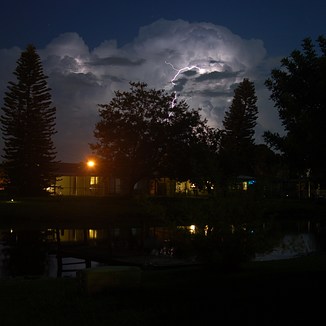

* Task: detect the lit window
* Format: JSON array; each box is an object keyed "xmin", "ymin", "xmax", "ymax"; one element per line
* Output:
[
  {"xmin": 189, "ymin": 225, "xmax": 196, "ymax": 234},
  {"xmin": 90, "ymin": 176, "xmax": 98, "ymax": 185},
  {"xmin": 89, "ymin": 229, "xmax": 97, "ymax": 239}
]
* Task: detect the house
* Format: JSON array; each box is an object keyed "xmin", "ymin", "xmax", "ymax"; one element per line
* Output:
[
  {"xmin": 50, "ymin": 162, "xmax": 121, "ymax": 196},
  {"xmin": 50, "ymin": 162, "xmax": 203, "ymax": 197},
  {"xmin": 1, "ymin": 160, "xmax": 256, "ymax": 197}
]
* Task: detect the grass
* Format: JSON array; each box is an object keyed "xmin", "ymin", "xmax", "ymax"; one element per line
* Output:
[
  {"xmin": 1, "ymin": 195, "xmax": 326, "ymax": 229},
  {"xmin": 1, "ymin": 254, "xmax": 326, "ymax": 325},
  {"xmin": 0, "ymin": 196, "xmax": 158, "ymax": 229}
]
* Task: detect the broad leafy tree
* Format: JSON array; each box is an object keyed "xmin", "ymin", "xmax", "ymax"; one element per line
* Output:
[
  {"xmin": 0, "ymin": 44, "xmax": 57, "ymax": 196},
  {"xmin": 219, "ymin": 78, "xmax": 258, "ymax": 189},
  {"xmin": 264, "ymin": 36, "xmax": 326, "ymax": 188},
  {"xmin": 90, "ymin": 82, "xmax": 214, "ymax": 195}
]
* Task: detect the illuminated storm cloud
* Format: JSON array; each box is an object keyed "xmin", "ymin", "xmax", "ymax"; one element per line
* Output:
[{"xmin": 0, "ymin": 19, "xmax": 280, "ymax": 162}]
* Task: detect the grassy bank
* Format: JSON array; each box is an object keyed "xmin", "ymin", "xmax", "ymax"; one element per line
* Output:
[
  {"xmin": 0, "ymin": 196, "xmax": 159, "ymax": 229},
  {"xmin": 0, "ymin": 254, "xmax": 326, "ymax": 325},
  {"xmin": 1, "ymin": 195, "xmax": 326, "ymax": 229}
]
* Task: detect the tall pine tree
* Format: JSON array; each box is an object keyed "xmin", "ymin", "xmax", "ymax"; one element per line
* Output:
[
  {"xmin": 0, "ymin": 44, "xmax": 57, "ymax": 196},
  {"xmin": 219, "ymin": 78, "xmax": 258, "ymax": 188}
]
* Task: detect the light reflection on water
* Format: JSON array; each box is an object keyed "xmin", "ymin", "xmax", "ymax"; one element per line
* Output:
[
  {"xmin": 254, "ymin": 233, "xmax": 317, "ymax": 261},
  {"xmin": 47, "ymin": 255, "xmax": 103, "ymax": 278},
  {"xmin": 0, "ymin": 229, "xmax": 105, "ymax": 279},
  {"xmin": 0, "ymin": 222, "xmax": 324, "ymax": 278}
]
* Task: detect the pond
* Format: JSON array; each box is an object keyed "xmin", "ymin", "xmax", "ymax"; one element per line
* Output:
[
  {"xmin": 0, "ymin": 229, "xmax": 109, "ymax": 278},
  {"xmin": 0, "ymin": 221, "xmax": 325, "ymax": 278},
  {"xmin": 254, "ymin": 232, "xmax": 318, "ymax": 261}
]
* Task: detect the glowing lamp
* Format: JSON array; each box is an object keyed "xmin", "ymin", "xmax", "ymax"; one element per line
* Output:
[{"xmin": 87, "ymin": 160, "xmax": 95, "ymax": 168}]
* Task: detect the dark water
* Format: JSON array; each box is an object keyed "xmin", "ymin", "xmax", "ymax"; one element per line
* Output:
[
  {"xmin": 0, "ymin": 221, "xmax": 325, "ymax": 278},
  {"xmin": 0, "ymin": 246, "xmax": 101, "ymax": 278},
  {"xmin": 0, "ymin": 229, "xmax": 104, "ymax": 278}
]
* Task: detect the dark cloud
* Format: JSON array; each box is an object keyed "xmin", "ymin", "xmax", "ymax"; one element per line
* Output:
[
  {"xmin": 171, "ymin": 78, "xmax": 189, "ymax": 92},
  {"xmin": 182, "ymin": 70, "xmax": 198, "ymax": 77},
  {"xmin": 88, "ymin": 56, "xmax": 146, "ymax": 66},
  {"xmin": 190, "ymin": 88, "xmax": 233, "ymax": 98},
  {"xmin": 195, "ymin": 70, "xmax": 240, "ymax": 82}
]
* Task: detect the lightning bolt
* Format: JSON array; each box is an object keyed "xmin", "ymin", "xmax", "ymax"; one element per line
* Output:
[
  {"xmin": 171, "ymin": 92, "xmax": 177, "ymax": 109},
  {"xmin": 165, "ymin": 61, "xmax": 203, "ymax": 108},
  {"xmin": 165, "ymin": 61, "xmax": 203, "ymax": 86}
]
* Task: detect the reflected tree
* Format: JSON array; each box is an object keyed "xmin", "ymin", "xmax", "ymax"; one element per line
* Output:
[{"xmin": 2, "ymin": 230, "xmax": 49, "ymax": 277}]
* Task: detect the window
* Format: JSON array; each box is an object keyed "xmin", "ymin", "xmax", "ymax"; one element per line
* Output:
[{"xmin": 90, "ymin": 176, "xmax": 98, "ymax": 185}]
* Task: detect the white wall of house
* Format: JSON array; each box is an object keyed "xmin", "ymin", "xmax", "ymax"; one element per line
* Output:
[{"xmin": 53, "ymin": 175, "xmax": 121, "ymax": 196}]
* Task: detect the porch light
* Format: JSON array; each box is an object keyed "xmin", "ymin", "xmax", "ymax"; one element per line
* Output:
[{"xmin": 87, "ymin": 160, "xmax": 95, "ymax": 168}]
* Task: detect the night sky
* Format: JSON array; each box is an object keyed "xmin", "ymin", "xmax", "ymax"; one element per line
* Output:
[{"xmin": 0, "ymin": 0, "xmax": 325, "ymax": 162}]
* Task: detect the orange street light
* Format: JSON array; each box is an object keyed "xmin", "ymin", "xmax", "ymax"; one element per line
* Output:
[{"xmin": 87, "ymin": 160, "xmax": 95, "ymax": 168}]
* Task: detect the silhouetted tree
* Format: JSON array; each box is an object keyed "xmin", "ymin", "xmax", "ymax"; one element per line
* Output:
[
  {"xmin": 187, "ymin": 127, "xmax": 221, "ymax": 194},
  {"xmin": 219, "ymin": 78, "xmax": 258, "ymax": 191},
  {"xmin": 264, "ymin": 35, "xmax": 326, "ymax": 190},
  {"xmin": 0, "ymin": 44, "xmax": 57, "ymax": 196},
  {"xmin": 253, "ymin": 144, "xmax": 284, "ymax": 197},
  {"xmin": 91, "ymin": 81, "xmax": 214, "ymax": 195}
]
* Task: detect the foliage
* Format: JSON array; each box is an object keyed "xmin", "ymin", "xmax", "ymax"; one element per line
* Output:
[
  {"xmin": 264, "ymin": 35, "xmax": 326, "ymax": 184},
  {"xmin": 0, "ymin": 44, "xmax": 57, "ymax": 196},
  {"xmin": 218, "ymin": 78, "xmax": 258, "ymax": 189},
  {"xmin": 252, "ymin": 143, "xmax": 285, "ymax": 197},
  {"xmin": 91, "ymin": 81, "xmax": 214, "ymax": 195}
]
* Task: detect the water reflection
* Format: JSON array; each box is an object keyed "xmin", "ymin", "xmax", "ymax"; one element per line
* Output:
[
  {"xmin": 48, "ymin": 255, "xmax": 102, "ymax": 278},
  {"xmin": 0, "ymin": 229, "xmax": 105, "ymax": 278},
  {"xmin": 1, "ymin": 221, "xmax": 325, "ymax": 278},
  {"xmin": 0, "ymin": 226, "xmax": 149, "ymax": 278},
  {"xmin": 1, "ymin": 229, "xmax": 49, "ymax": 277}
]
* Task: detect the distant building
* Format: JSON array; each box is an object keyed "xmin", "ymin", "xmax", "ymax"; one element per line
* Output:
[
  {"xmin": 50, "ymin": 162, "xmax": 121, "ymax": 196},
  {"xmin": 1, "ymin": 161, "xmax": 257, "ymax": 197},
  {"xmin": 49, "ymin": 162, "xmax": 204, "ymax": 197}
]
